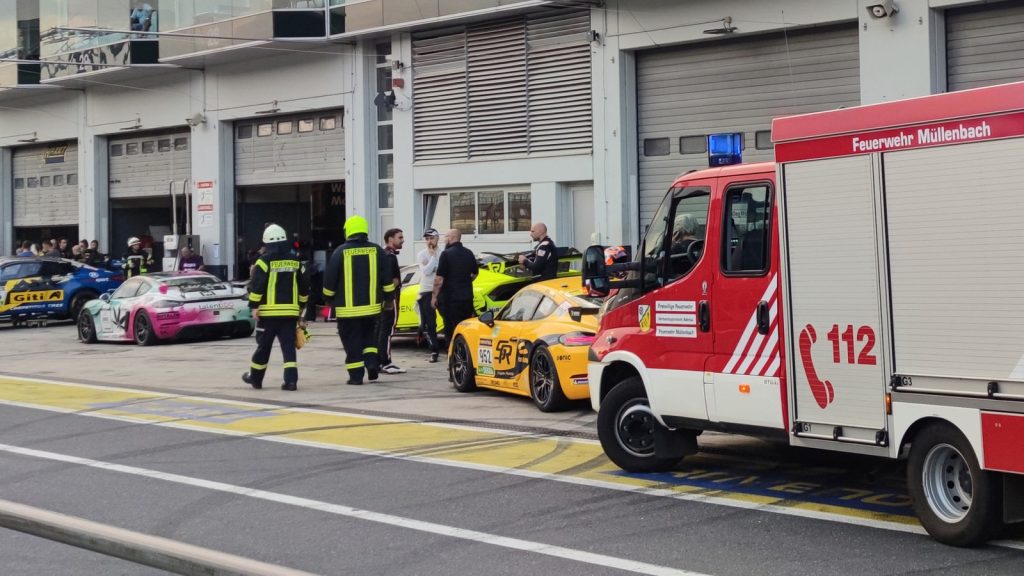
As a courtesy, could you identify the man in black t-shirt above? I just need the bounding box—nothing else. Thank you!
[432,229,477,367]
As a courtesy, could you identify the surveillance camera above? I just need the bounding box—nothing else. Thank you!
[866,0,898,19]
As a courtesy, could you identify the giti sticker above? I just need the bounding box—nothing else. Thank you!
[637,304,651,332]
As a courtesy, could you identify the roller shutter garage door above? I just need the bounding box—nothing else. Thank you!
[636,24,860,226]
[109,132,191,198]
[12,142,79,227]
[946,1,1024,92]
[235,110,344,186]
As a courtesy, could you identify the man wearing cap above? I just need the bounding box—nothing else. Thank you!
[417,228,442,363]
[122,237,154,278]
[323,215,395,385]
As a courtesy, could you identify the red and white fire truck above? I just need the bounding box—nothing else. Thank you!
[583,81,1024,546]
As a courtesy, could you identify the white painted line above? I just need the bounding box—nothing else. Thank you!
[0,396,927,537]
[0,442,709,576]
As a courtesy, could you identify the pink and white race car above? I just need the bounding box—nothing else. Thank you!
[77,271,255,345]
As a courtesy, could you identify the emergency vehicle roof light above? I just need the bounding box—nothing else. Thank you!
[708,133,743,167]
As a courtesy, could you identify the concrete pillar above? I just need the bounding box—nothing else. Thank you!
[0,147,11,255]
[188,113,234,279]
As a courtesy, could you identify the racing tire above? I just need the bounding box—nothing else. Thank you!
[597,376,683,473]
[451,336,476,393]
[77,310,98,344]
[132,311,159,346]
[907,421,1003,547]
[529,346,568,412]
[69,290,98,321]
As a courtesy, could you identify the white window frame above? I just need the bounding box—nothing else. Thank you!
[421,188,532,237]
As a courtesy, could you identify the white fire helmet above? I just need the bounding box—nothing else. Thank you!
[262,224,287,244]
[127,237,141,248]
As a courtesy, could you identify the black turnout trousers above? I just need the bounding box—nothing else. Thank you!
[249,317,298,385]
[338,315,380,383]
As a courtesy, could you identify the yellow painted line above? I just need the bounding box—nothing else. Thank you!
[0,376,920,530]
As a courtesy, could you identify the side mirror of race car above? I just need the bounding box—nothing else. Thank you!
[478,310,495,327]
[99,292,112,302]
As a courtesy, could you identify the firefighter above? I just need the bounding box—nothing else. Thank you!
[122,237,154,278]
[242,224,310,391]
[323,215,395,386]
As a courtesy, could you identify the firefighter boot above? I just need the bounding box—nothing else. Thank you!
[242,372,262,390]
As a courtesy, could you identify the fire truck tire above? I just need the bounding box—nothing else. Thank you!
[598,376,682,473]
[451,336,477,392]
[907,422,1002,547]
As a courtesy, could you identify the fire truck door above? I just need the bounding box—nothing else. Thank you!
[633,184,715,423]
[709,181,786,429]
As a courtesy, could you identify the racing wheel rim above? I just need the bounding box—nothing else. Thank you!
[134,314,151,344]
[531,352,554,404]
[78,313,93,341]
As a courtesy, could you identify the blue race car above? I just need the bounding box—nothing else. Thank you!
[0,257,125,323]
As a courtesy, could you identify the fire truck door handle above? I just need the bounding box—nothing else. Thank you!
[756,300,770,335]
[698,300,710,332]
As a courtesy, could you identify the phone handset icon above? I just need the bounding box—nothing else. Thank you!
[799,324,835,409]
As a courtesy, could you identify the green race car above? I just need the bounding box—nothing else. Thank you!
[395,248,581,336]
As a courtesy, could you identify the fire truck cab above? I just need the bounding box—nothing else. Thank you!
[583,81,1024,546]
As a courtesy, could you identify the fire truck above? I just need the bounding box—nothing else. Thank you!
[582,81,1024,546]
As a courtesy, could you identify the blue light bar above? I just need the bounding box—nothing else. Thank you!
[708,133,743,167]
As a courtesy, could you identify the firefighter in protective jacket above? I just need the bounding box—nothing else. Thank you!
[122,237,154,278]
[243,224,310,391]
[323,215,395,385]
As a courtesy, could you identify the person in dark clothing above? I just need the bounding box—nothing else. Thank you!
[242,224,309,391]
[518,222,558,280]
[432,229,477,376]
[323,215,395,386]
[122,237,154,278]
[378,228,406,374]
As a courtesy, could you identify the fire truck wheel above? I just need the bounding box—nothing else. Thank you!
[529,346,568,412]
[451,336,477,392]
[907,422,1002,547]
[598,376,682,473]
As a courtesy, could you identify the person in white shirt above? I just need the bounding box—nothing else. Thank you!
[417,228,442,362]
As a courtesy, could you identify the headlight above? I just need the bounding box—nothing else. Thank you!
[153,300,183,309]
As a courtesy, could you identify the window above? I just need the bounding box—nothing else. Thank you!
[477,191,504,234]
[665,192,711,282]
[377,125,393,150]
[755,130,773,150]
[298,119,314,133]
[27,177,38,188]
[644,138,670,156]
[680,135,707,155]
[68,174,78,185]
[319,116,336,131]
[110,144,123,157]
[0,262,41,281]
[174,137,189,151]
[722,184,771,274]
[113,277,144,299]
[378,154,393,180]
[257,123,273,137]
[450,192,476,234]
[498,290,543,322]
[277,120,293,135]
[237,125,252,139]
[533,296,558,320]
[142,141,155,154]
[14,178,24,189]
[54,175,65,186]
[126,142,139,155]
[158,139,171,152]
[423,190,532,236]
[378,183,393,209]
[40,176,51,187]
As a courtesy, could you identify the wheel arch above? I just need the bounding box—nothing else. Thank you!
[599,358,643,405]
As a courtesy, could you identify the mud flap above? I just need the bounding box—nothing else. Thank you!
[1004,473,1024,524]
[654,424,698,459]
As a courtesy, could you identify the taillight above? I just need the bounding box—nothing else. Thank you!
[559,332,596,346]
[159,284,169,294]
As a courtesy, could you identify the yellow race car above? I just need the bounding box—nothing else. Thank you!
[448,276,600,412]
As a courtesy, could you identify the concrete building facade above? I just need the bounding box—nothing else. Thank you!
[1,0,1022,274]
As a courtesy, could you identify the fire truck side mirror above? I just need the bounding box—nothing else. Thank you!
[582,245,610,297]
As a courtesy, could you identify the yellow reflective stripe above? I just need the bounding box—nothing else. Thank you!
[323,288,336,297]
[346,362,365,369]
[255,260,268,272]
[343,250,354,311]
[369,252,378,303]
[334,304,381,318]
[363,347,378,354]
[267,269,278,307]
[250,362,267,370]
[248,293,263,302]
[257,310,300,317]
[298,295,309,304]
[383,283,395,294]
[283,362,297,369]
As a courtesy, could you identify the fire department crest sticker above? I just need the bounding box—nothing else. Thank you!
[637,304,651,332]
